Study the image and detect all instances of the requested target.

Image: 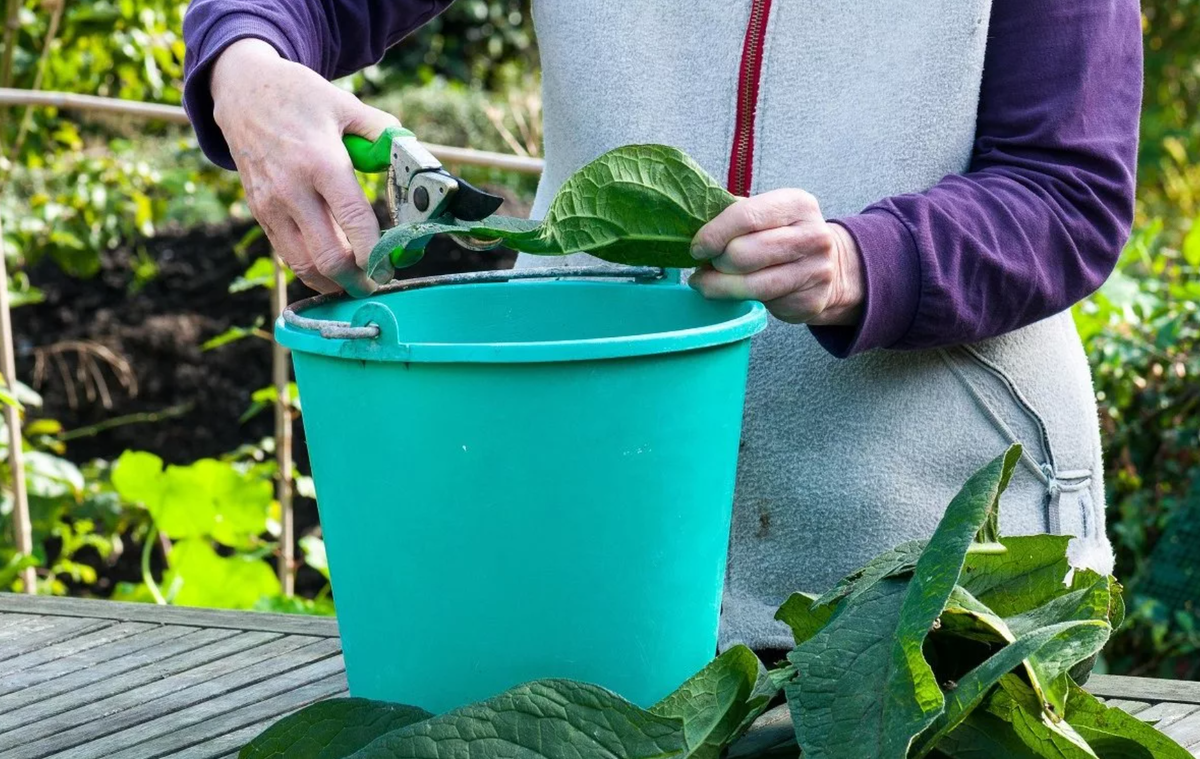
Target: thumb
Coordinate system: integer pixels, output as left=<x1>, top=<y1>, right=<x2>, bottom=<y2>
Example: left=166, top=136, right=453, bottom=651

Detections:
left=339, top=94, right=401, bottom=140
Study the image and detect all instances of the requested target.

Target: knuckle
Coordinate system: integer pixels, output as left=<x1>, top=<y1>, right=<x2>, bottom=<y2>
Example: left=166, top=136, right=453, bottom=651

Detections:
left=312, top=245, right=355, bottom=277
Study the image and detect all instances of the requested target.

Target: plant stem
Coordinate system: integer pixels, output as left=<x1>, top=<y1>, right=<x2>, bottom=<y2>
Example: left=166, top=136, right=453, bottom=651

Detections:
left=0, top=0, right=19, bottom=91
left=271, top=254, right=295, bottom=595
left=142, top=524, right=167, bottom=605
left=59, top=403, right=193, bottom=441
left=0, top=216, right=34, bottom=594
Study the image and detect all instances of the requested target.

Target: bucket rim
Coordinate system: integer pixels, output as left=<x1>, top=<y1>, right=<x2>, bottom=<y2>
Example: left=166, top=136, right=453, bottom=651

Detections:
left=275, top=266, right=768, bottom=364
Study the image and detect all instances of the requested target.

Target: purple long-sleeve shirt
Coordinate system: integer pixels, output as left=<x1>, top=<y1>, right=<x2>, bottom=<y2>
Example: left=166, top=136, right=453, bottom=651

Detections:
left=182, top=0, right=1142, bottom=357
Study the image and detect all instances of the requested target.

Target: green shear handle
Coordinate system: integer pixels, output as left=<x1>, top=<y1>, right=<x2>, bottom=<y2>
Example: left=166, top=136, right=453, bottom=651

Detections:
left=342, top=125, right=413, bottom=173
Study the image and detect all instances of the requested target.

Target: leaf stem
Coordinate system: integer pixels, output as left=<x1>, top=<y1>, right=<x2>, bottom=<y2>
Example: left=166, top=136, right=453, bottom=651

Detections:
left=142, top=524, right=167, bottom=605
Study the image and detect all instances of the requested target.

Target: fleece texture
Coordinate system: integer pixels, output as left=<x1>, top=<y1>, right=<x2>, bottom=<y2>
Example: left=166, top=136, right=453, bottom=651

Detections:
left=520, top=0, right=1114, bottom=652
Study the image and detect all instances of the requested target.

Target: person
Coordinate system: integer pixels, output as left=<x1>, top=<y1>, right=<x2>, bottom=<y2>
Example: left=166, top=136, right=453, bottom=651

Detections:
left=183, top=1, right=1142, bottom=655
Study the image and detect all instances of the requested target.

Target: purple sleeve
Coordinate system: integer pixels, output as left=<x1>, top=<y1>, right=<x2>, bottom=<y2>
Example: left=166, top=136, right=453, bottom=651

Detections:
left=812, top=0, right=1143, bottom=357
left=182, top=0, right=451, bottom=169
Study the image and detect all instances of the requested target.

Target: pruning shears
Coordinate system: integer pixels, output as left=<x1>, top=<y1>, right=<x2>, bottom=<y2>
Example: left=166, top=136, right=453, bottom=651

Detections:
left=343, top=126, right=505, bottom=275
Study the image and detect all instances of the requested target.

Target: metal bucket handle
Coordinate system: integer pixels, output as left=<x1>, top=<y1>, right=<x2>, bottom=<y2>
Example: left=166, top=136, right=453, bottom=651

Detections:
left=282, top=265, right=670, bottom=341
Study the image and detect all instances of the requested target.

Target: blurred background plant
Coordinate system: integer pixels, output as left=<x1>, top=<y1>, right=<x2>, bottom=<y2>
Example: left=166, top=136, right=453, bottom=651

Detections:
left=0, top=0, right=1196, bottom=680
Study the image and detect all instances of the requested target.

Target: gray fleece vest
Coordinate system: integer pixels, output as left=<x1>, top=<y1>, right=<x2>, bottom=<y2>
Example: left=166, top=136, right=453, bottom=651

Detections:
left=518, top=0, right=1114, bottom=651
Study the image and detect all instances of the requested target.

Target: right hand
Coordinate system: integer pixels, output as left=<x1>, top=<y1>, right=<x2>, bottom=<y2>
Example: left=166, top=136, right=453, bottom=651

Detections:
left=211, top=39, right=398, bottom=295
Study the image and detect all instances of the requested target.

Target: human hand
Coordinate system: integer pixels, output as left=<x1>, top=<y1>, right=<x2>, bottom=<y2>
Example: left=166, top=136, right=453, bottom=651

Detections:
left=211, top=39, right=399, bottom=295
left=688, top=189, right=865, bottom=326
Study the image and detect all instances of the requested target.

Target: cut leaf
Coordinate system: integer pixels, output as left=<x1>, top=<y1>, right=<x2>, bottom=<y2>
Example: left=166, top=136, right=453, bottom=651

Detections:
left=774, top=592, right=835, bottom=645
left=810, top=539, right=925, bottom=609
left=913, top=619, right=1110, bottom=757
left=651, top=645, right=774, bottom=759
left=240, top=698, right=432, bottom=759
left=1064, top=684, right=1193, bottom=759
left=786, top=446, right=1023, bottom=759
left=348, top=679, right=687, bottom=759
left=960, top=535, right=1074, bottom=618
left=367, top=144, right=736, bottom=278
left=985, top=676, right=1098, bottom=759
left=933, top=711, right=1048, bottom=758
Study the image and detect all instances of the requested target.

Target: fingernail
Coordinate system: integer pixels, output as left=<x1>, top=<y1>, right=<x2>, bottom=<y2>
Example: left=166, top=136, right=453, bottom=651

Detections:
left=690, top=242, right=707, bottom=260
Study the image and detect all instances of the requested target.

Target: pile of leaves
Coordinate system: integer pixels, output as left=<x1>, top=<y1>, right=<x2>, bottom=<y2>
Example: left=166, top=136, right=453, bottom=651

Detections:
left=238, top=447, right=1190, bottom=758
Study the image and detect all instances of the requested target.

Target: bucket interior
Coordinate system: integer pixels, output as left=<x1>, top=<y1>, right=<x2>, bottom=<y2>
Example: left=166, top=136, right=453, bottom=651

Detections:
left=299, top=280, right=756, bottom=346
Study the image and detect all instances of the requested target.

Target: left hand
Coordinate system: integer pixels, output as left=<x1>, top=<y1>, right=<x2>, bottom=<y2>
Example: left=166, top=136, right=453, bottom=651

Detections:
left=688, top=188, right=865, bottom=326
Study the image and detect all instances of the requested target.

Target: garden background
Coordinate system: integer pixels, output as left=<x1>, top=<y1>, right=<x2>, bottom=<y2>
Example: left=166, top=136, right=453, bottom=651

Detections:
left=0, top=0, right=1196, bottom=680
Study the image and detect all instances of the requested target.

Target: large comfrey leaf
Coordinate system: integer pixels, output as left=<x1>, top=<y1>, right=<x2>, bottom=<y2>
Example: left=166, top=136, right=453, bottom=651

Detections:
left=651, top=645, right=776, bottom=759
left=934, top=582, right=1112, bottom=721
left=809, top=540, right=925, bottom=609
left=959, top=534, right=1075, bottom=618
left=932, top=711, right=1050, bottom=758
left=911, top=618, right=1110, bottom=758
left=984, top=676, right=1098, bottom=759
left=348, top=680, right=687, bottom=759
left=240, top=698, right=433, bottom=759
left=785, top=446, right=1022, bottom=759
left=1064, top=684, right=1193, bottom=758
left=367, top=144, right=736, bottom=278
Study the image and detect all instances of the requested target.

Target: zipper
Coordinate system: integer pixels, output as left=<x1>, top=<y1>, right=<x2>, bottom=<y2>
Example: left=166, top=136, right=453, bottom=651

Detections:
left=728, top=0, right=773, bottom=197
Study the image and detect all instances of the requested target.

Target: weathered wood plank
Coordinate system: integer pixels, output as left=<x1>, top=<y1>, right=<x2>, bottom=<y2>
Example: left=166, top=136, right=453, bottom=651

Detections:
left=0, top=594, right=338, bottom=637
left=728, top=704, right=792, bottom=759
left=175, top=687, right=352, bottom=759
left=0, top=614, right=68, bottom=642
left=1165, top=709, right=1200, bottom=751
left=0, top=630, right=282, bottom=737
left=1087, top=674, right=1200, bottom=705
left=82, top=663, right=348, bottom=759
left=0, top=613, right=39, bottom=632
left=1103, top=698, right=1153, bottom=716
left=0, top=626, right=231, bottom=713
left=1137, top=701, right=1200, bottom=731
left=0, top=636, right=341, bottom=758
left=0, top=617, right=112, bottom=661
left=0, top=621, right=154, bottom=688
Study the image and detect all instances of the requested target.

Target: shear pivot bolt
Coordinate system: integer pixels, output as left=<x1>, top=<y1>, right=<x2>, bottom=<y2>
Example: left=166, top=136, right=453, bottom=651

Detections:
left=413, top=186, right=430, bottom=212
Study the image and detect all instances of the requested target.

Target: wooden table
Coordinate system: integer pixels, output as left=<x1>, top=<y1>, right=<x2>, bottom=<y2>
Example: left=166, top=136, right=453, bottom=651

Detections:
left=0, top=594, right=1197, bottom=758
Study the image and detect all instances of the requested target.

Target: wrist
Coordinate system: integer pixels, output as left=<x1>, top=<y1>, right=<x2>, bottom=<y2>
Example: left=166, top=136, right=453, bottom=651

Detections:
left=822, top=222, right=865, bottom=326
left=211, top=39, right=282, bottom=117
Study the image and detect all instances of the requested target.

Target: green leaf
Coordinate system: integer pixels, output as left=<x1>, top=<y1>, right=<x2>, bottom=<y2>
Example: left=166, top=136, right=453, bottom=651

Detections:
left=651, top=645, right=773, bottom=759
left=367, top=144, right=736, bottom=278
left=112, top=452, right=272, bottom=546
left=985, top=676, right=1098, bottom=759
left=300, top=535, right=330, bottom=579
left=775, top=592, right=835, bottom=645
left=231, top=257, right=292, bottom=293
left=913, top=619, right=1110, bottom=757
left=240, top=697, right=432, bottom=759
left=0, top=553, right=38, bottom=590
left=202, top=318, right=266, bottom=351
left=934, top=711, right=1048, bottom=758
left=348, top=680, right=687, bottom=759
left=165, top=539, right=281, bottom=609
left=1181, top=216, right=1200, bottom=268
left=960, top=535, right=1074, bottom=617
left=786, top=446, right=1023, bottom=759
left=810, top=540, right=925, bottom=609
left=1064, top=684, right=1193, bottom=758
left=23, top=451, right=85, bottom=498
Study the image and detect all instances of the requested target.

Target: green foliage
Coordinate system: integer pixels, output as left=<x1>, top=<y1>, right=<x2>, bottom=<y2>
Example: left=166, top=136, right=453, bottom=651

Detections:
left=369, top=144, right=734, bottom=275
left=241, top=452, right=1185, bottom=759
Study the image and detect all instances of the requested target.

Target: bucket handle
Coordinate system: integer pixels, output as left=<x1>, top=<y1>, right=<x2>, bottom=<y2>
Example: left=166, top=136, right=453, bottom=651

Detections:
left=282, top=265, right=668, bottom=341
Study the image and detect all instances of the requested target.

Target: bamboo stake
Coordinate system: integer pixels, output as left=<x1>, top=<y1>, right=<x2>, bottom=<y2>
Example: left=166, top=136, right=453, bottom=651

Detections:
left=0, top=89, right=546, bottom=174
left=0, top=0, right=20, bottom=90
left=270, top=254, right=294, bottom=596
left=11, top=0, right=66, bottom=160
left=0, top=217, right=34, bottom=594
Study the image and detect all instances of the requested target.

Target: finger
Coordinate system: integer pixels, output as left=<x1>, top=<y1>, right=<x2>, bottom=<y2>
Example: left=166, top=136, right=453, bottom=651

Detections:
left=312, top=158, right=382, bottom=274
left=709, top=224, right=834, bottom=275
left=689, top=256, right=833, bottom=305
left=691, top=188, right=820, bottom=260
left=339, top=95, right=401, bottom=140
left=286, top=190, right=378, bottom=297
left=264, top=217, right=341, bottom=294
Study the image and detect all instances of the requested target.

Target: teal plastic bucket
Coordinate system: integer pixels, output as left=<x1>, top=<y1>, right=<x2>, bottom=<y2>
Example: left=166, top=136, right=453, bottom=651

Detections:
left=276, top=266, right=767, bottom=713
